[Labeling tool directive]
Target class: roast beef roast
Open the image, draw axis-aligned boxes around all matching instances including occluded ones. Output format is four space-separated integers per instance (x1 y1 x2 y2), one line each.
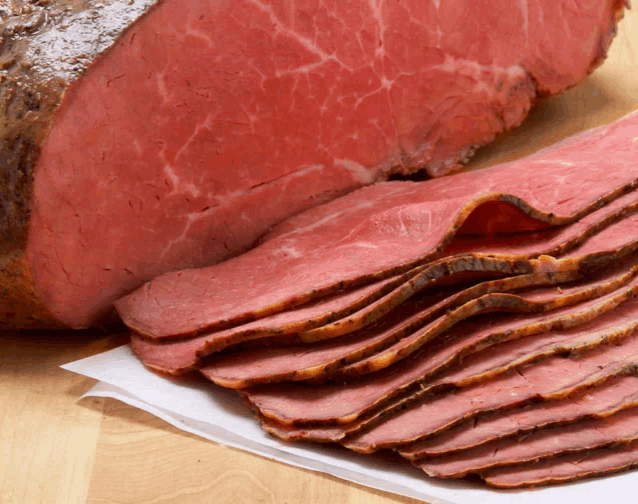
0 0 626 329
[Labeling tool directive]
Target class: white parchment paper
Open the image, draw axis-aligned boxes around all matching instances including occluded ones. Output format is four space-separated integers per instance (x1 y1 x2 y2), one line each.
62 345 635 503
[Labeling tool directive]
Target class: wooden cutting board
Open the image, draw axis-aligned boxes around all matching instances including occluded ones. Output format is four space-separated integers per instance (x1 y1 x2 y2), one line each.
2 9 637 504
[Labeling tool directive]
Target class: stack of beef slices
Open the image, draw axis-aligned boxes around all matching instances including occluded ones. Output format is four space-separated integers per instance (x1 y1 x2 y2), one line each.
116 111 638 488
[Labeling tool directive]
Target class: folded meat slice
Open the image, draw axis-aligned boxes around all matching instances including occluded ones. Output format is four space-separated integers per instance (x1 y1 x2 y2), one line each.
441 188 638 259
202 259 636 387
401 374 638 458
246 269 638 431
343 307 638 453
482 439 638 488
115 115 638 339
416 406 638 478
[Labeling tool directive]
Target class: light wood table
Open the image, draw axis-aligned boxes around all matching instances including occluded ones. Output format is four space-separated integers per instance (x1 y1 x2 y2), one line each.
2 9 638 504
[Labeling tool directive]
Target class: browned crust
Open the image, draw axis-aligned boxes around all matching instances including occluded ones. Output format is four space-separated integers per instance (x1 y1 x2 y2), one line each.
588 0 630 73
0 248 62 328
1 3 63 254
0 0 157 328
0 3 73 328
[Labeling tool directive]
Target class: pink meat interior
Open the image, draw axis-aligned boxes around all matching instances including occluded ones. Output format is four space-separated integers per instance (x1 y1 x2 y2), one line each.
27 0 619 327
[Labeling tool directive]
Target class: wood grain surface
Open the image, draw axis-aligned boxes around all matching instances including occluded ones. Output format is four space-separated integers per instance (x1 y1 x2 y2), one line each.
2 9 638 504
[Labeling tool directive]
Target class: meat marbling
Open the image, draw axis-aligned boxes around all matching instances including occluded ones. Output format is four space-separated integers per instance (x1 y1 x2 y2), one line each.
1 0 626 328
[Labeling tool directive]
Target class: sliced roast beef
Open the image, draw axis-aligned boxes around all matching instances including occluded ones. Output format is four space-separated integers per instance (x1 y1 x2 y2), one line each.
260 329 638 445
343 308 638 453
254 310 638 445
260 314 638 442
244 271 638 431
401 375 638 459
482 438 638 488
416 406 638 478
257 287 638 444
3 1 625 329
141 251 540 345
132 254 560 374
201 259 637 387
131 189 638 374
198 273 562 387
153 289 456 377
